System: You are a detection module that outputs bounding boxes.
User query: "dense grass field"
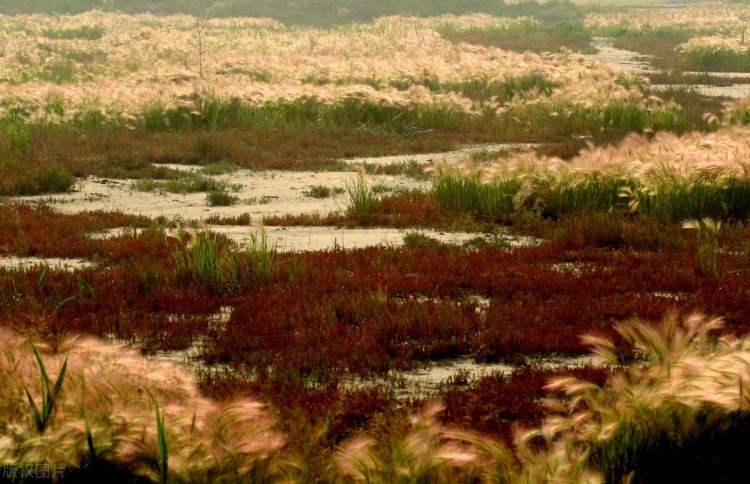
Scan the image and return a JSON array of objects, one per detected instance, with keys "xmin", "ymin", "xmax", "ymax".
[{"xmin": 3, "ymin": 2, "xmax": 750, "ymax": 482}]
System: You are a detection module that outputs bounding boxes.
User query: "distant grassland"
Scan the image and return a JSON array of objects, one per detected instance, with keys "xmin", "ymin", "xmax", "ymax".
[
  {"xmin": 1, "ymin": 0, "xmax": 590, "ymax": 26},
  {"xmin": 0, "ymin": 11, "xmax": 702, "ymax": 195}
]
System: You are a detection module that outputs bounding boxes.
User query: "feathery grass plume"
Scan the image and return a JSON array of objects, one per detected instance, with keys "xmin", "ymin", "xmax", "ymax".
[
  {"xmin": 0, "ymin": 329, "xmax": 286, "ymax": 482},
  {"xmin": 456, "ymin": 426, "xmax": 603, "ymax": 483},
  {"xmin": 334, "ymin": 403, "xmax": 480, "ymax": 482},
  {"xmin": 431, "ymin": 126, "xmax": 750, "ymax": 221},
  {"xmin": 335, "ymin": 402, "xmax": 604, "ymax": 483},
  {"xmin": 431, "ymin": 159, "xmax": 519, "ymax": 218},
  {"xmin": 545, "ymin": 312, "xmax": 750, "ymax": 483},
  {"xmin": 722, "ymin": 97, "xmax": 750, "ymax": 126}
]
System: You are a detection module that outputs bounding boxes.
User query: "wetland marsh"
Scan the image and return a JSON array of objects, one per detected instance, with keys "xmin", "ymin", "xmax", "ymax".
[{"xmin": 2, "ymin": 1, "xmax": 750, "ymax": 482}]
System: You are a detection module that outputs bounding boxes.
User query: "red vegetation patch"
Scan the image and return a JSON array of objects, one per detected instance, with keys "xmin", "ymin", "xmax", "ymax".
[
  {"xmin": 441, "ymin": 366, "xmax": 609, "ymax": 443},
  {"xmin": 1, "ymin": 204, "xmax": 750, "ymax": 380}
]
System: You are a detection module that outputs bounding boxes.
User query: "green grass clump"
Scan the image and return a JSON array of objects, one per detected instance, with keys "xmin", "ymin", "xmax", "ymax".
[
  {"xmin": 438, "ymin": 19, "xmax": 595, "ymax": 54},
  {"xmin": 432, "ymin": 164, "xmax": 519, "ymax": 220},
  {"xmin": 402, "ymin": 232, "xmax": 445, "ymax": 249},
  {"xmin": 433, "ymin": 123, "xmax": 750, "ymax": 223},
  {"xmin": 682, "ymin": 218, "xmax": 721, "ymax": 276},
  {"xmin": 244, "ymin": 228, "xmax": 277, "ymax": 285},
  {"xmin": 42, "ymin": 25, "xmax": 105, "ymax": 40},
  {"xmin": 24, "ymin": 336, "xmax": 67, "ymax": 433},
  {"xmin": 206, "ymin": 189, "xmax": 239, "ymax": 206},
  {"xmin": 436, "ymin": 166, "xmax": 750, "ymax": 222},
  {"xmin": 303, "ymin": 184, "xmax": 344, "ymax": 198},
  {"xmin": 170, "ymin": 226, "xmax": 276, "ymax": 292},
  {"xmin": 681, "ymin": 46, "xmax": 750, "ymax": 72},
  {"xmin": 131, "ymin": 174, "xmax": 237, "ymax": 195},
  {"xmin": 344, "ymin": 172, "xmax": 379, "ymax": 220},
  {"xmin": 199, "ymin": 160, "xmax": 238, "ymax": 175},
  {"xmin": 626, "ymin": 179, "xmax": 750, "ymax": 222},
  {"xmin": 7, "ymin": 125, "xmax": 29, "ymax": 153}
]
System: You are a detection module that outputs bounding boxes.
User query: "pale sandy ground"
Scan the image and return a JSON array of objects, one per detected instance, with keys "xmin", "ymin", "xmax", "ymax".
[
  {"xmin": 19, "ymin": 143, "xmax": 536, "ymax": 221},
  {"xmin": 7, "ymin": 144, "xmax": 540, "ymax": 270},
  {"xmin": 591, "ymin": 37, "xmax": 750, "ymax": 99},
  {"xmin": 0, "ymin": 256, "xmax": 96, "ymax": 271},
  {"xmin": 341, "ymin": 142, "xmax": 540, "ymax": 166},
  {"xmin": 591, "ymin": 36, "xmax": 657, "ymax": 74},
  {"xmin": 211, "ymin": 225, "xmax": 539, "ymax": 251},
  {"xmin": 23, "ymin": 170, "xmax": 422, "ymax": 220},
  {"xmin": 94, "ymin": 225, "xmax": 539, "ymax": 252}
]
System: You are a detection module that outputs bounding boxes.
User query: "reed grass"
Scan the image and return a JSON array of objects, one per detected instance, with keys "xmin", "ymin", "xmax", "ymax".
[
  {"xmin": 433, "ymin": 167, "xmax": 520, "ymax": 220},
  {"xmin": 682, "ymin": 217, "xmax": 721, "ymax": 276},
  {"xmin": 24, "ymin": 336, "xmax": 67, "ymax": 433},
  {"xmin": 244, "ymin": 228, "xmax": 277, "ymax": 286},
  {"xmin": 335, "ymin": 403, "xmax": 483, "ymax": 482},
  {"xmin": 134, "ymin": 96, "xmax": 479, "ymax": 134},
  {"xmin": 344, "ymin": 172, "xmax": 379, "ymax": 221},
  {"xmin": 545, "ymin": 312, "xmax": 750, "ymax": 482},
  {"xmin": 169, "ymin": 226, "xmax": 276, "ymax": 292}
]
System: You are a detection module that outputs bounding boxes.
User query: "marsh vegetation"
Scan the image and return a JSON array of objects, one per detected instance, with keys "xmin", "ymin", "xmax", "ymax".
[{"xmin": 2, "ymin": 1, "xmax": 750, "ymax": 482}]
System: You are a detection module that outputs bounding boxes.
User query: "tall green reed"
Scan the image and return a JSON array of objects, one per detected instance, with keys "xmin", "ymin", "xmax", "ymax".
[
  {"xmin": 344, "ymin": 172, "xmax": 378, "ymax": 220},
  {"xmin": 170, "ymin": 225, "xmax": 276, "ymax": 291},
  {"xmin": 245, "ymin": 228, "xmax": 277, "ymax": 286},
  {"xmin": 682, "ymin": 217, "xmax": 721, "ymax": 276},
  {"xmin": 24, "ymin": 336, "xmax": 67, "ymax": 433}
]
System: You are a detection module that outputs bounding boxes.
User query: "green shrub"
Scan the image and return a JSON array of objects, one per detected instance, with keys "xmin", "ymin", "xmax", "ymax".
[{"xmin": 206, "ymin": 189, "xmax": 238, "ymax": 206}]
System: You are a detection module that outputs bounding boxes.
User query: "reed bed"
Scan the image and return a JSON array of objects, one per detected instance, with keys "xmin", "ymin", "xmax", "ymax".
[
  {"xmin": 169, "ymin": 225, "xmax": 276, "ymax": 292},
  {"xmin": 432, "ymin": 125, "xmax": 750, "ymax": 221},
  {"xmin": 545, "ymin": 312, "xmax": 750, "ymax": 482}
]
